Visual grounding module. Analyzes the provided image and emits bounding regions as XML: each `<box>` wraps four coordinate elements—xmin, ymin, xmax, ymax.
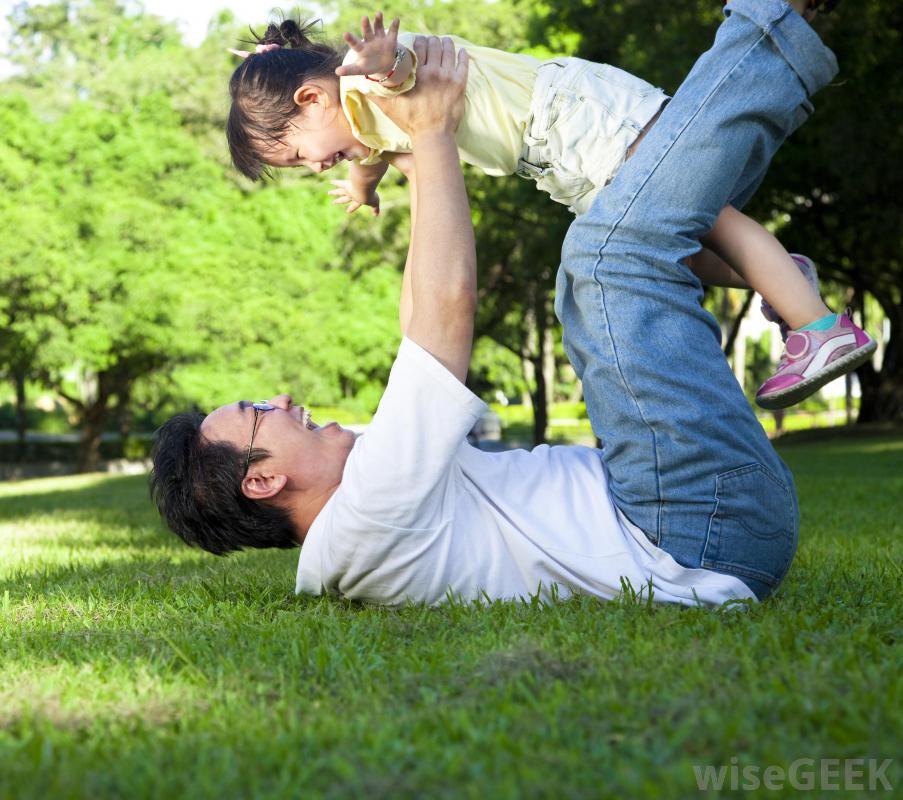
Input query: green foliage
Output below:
<box><xmin>3</xmin><ymin>0</ymin><xmax>902</xmax><ymax>464</ymax></box>
<box><xmin>469</xmin><ymin>336</ymin><xmax>526</xmax><ymax>400</ymax></box>
<box><xmin>749</xmin><ymin>2</ymin><xmax>903</xmax><ymax>420</ymax></box>
<box><xmin>530</xmin><ymin>0</ymin><xmax>722</xmax><ymax>90</ymax></box>
<box><xmin>0</xmin><ymin>2</ymin><xmax>404</xmax><ymax>465</ymax></box>
<box><xmin>0</xmin><ymin>434</ymin><xmax>900</xmax><ymax>796</ymax></box>
<box><xmin>331</xmin><ymin>0</ymin><xmax>537</xmax><ymax>51</ymax></box>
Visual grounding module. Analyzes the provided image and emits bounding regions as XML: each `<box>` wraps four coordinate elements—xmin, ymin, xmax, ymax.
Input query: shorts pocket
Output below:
<box><xmin>702</xmin><ymin>463</ymin><xmax>798</xmax><ymax>590</ymax></box>
<box><xmin>533</xmin><ymin>166</ymin><xmax>594</xmax><ymax>212</ymax></box>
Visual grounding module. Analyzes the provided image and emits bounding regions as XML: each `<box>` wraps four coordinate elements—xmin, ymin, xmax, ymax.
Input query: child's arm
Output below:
<box><xmin>329</xmin><ymin>160</ymin><xmax>390</xmax><ymax>215</ymax></box>
<box><xmin>334</xmin><ymin>13</ymin><xmax>414</xmax><ymax>89</ymax></box>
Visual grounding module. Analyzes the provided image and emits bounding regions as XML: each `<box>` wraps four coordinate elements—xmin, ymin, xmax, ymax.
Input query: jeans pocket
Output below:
<box><xmin>702</xmin><ymin>463</ymin><xmax>798</xmax><ymax>590</ymax></box>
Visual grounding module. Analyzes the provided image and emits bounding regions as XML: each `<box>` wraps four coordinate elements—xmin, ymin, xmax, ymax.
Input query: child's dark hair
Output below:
<box><xmin>227</xmin><ymin>18</ymin><xmax>344</xmax><ymax>181</ymax></box>
<box><xmin>149</xmin><ymin>411</ymin><xmax>298</xmax><ymax>555</ymax></box>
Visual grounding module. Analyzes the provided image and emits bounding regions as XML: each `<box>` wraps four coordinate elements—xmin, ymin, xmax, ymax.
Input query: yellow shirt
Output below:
<box><xmin>340</xmin><ymin>32</ymin><xmax>540</xmax><ymax>176</ymax></box>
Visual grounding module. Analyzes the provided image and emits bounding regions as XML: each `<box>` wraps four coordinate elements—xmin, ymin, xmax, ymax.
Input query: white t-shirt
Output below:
<box><xmin>296</xmin><ymin>338</ymin><xmax>755</xmax><ymax>607</ymax></box>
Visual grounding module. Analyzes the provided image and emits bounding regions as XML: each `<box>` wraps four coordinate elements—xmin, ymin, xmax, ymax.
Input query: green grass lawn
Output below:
<box><xmin>1</xmin><ymin>433</ymin><xmax>901</xmax><ymax>799</ymax></box>
<box><xmin>492</xmin><ymin>402</ymin><xmax>861</xmax><ymax>448</ymax></box>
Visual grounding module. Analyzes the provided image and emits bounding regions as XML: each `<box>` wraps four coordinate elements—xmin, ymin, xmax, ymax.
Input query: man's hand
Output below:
<box><xmin>328</xmin><ymin>180</ymin><xmax>380</xmax><ymax>216</ymax></box>
<box><xmin>334</xmin><ymin>12</ymin><xmax>403</xmax><ymax>79</ymax></box>
<box><xmin>369</xmin><ymin>36</ymin><xmax>469</xmax><ymax>139</ymax></box>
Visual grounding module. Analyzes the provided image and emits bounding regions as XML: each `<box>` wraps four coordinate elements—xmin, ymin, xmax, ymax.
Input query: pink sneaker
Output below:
<box><xmin>761</xmin><ymin>254</ymin><xmax>821</xmax><ymax>342</ymax></box>
<box><xmin>756</xmin><ymin>312</ymin><xmax>876</xmax><ymax>410</ymax></box>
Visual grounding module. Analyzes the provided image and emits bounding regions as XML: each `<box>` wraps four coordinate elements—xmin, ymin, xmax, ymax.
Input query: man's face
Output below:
<box><xmin>201</xmin><ymin>394</ymin><xmax>356</xmax><ymax>496</ymax></box>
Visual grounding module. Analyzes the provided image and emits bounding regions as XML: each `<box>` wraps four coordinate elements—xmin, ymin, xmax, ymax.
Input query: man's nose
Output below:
<box><xmin>267</xmin><ymin>393</ymin><xmax>292</xmax><ymax>409</ymax></box>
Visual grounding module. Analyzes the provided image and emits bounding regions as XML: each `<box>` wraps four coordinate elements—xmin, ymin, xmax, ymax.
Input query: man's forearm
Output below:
<box><xmin>406</xmin><ymin>131</ymin><xmax>476</xmax><ymax>382</ymax></box>
<box><xmin>399</xmin><ymin>176</ymin><xmax>415</xmax><ymax>335</ymax></box>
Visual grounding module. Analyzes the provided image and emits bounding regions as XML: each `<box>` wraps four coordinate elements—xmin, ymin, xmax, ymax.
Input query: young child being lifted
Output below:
<box><xmin>226</xmin><ymin>5</ymin><xmax>875</xmax><ymax>409</ymax></box>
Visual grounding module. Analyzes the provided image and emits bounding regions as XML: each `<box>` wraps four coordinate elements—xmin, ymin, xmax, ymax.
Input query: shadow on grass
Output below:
<box><xmin>774</xmin><ymin>422</ymin><xmax>903</xmax><ymax>445</ymax></box>
<box><xmin>0</xmin><ymin>540</ymin><xmax>299</xmax><ymax>601</ymax></box>
<box><xmin>777</xmin><ymin>432</ymin><xmax>903</xmax><ymax>488</ymax></box>
<box><xmin>0</xmin><ymin>473</ymin><xmax>175</xmax><ymax>551</ymax></box>
<box><xmin>0</xmin><ymin>473</ymin><xmax>150</xmax><ymax>517</ymax></box>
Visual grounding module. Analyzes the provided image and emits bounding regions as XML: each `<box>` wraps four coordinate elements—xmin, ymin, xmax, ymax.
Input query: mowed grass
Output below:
<box><xmin>1</xmin><ymin>434</ymin><xmax>901</xmax><ymax>799</ymax></box>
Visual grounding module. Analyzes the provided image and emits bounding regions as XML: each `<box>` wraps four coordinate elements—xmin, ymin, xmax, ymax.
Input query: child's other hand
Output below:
<box><xmin>335</xmin><ymin>12</ymin><xmax>401</xmax><ymax>79</ymax></box>
<box><xmin>328</xmin><ymin>180</ymin><xmax>381</xmax><ymax>216</ymax></box>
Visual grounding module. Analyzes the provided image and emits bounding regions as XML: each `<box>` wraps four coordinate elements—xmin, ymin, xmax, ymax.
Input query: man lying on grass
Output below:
<box><xmin>154</xmin><ymin>1</ymin><xmax>838</xmax><ymax>606</ymax></box>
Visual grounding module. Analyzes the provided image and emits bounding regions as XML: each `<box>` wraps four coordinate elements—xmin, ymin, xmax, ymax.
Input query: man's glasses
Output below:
<box><xmin>244</xmin><ymin>402</ymin><xmax>275</xmax><ymax>476</ymax></box>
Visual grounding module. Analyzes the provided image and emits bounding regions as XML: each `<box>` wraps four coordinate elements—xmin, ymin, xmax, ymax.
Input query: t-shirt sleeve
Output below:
<box><xmin>337</xmin><ymin>336</ymin><xmax>487</xmax><ymax>529</ymax></box>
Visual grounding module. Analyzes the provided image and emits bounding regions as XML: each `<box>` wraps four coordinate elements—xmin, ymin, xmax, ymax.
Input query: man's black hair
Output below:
<box><xmin>150</xmin><ymin>412</ymin><xmax>297</xmax><ymax>555</ymax></box>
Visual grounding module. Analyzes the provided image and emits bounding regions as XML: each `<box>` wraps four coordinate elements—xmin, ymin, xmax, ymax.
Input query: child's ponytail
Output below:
<box><xmin>227</xmin><ymin>17</ymin><xmax>344</xmax><ymax>181</ymax></box>
<box><xmin>256</xmin><ymin>18</ymin><xmax>329</xmax><ymax>53</ymax></box>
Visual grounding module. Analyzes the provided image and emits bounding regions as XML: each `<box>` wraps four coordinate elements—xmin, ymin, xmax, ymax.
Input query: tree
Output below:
<box><xmin>751</xmin><ymin>2</ymin><xmax>903</xmax><ymax>422</ymax></box>
<box><xmin>467</xmin><ymin>172</ymin><xmax>571</xmax><ymax>443</ymax></box>
<box><xmin>11</xmin><ymin>96</ymin><xmax>230</xmax><ymax>470</ymax></box>
<box><xmin>0</xmin><ymin>97</ymin><xmax>76</xmax><ymax>458</ymax></box>
<box><xmin>534</xmin><ymin>0</ymin><xmax>903</xmax><ymax>422</ymax></box>
<box><xmin>1</xmin><ymin>2</ymin><xmax>409</xmax><ymax>469</ymax></box>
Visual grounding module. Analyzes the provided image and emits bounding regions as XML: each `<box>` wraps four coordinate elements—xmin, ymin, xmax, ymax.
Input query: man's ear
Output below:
<box><xmin>292</xmin><ymin>83</ymin><xmax>330</xmax><ymax>109</ymax></box>
<box><xmin>241</xmin><ymin>471</ymin><xmax>288</xmax><ymax>501</ymax></box>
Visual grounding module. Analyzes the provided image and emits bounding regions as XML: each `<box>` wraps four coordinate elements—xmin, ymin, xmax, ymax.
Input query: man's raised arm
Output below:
<box><xmin>370</xmin><ymin>37</ymin><xmax>474</xmax><ymax>383</ymax></box>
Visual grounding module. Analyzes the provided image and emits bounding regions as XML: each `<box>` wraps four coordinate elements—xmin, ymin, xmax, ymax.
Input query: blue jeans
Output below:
<box><xmin>555</xmin><ymin>0</ymin><xmax>838</xmax><ymax>599</ymax></box>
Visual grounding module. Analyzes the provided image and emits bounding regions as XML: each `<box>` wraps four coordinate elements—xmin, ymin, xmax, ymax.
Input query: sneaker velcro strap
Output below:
<box><xmin>785</xmin><ymin>332</ymin><xmax>811</xmax><ymax>360</ymax></box>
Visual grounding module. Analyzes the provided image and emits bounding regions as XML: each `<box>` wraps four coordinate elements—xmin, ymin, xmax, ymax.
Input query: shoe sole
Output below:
<box><xmin>756</xmin><ymin>339</ymin><xmax>877</xmax><ymax>411</ymax></box>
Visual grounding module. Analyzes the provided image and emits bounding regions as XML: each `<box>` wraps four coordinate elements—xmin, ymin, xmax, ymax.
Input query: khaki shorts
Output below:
<box><xmin>517</xmin><ymin>58</ymin><xmax>669</xmax><ymax>215</ymax></box>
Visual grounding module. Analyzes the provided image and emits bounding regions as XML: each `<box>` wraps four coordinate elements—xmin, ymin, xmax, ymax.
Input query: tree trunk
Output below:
<box><xmin>77</xmin><ymin>401</ymin><xmax>107</xmax><ymax>473</ymax></box>
<box><xmin>530</xmin><ymin>352</ymin><xmax>548</xmax><ymax>445</ymax></box>
<box><xmin>521</xmin><ymin>305</ymin><xmax>537</xmax><ymax>409</ymax></box>
<box><xmin>520</xmin><ymin>354</ymin><xmax>535</xmax><ymax>408</ymax></box>
<box><xmin>542</xmin><ymin>321</ymin><xmax>556</xmax><ymax>404</ymax></box>
<box><xmin>13</xmin><ymin>369</ymin><xmax>27</xmax><ymax>462</ymax></box>
<box><xmin>116</xmin><ymin>385</ymin><xmax>133</xmax><ymax>457</ymax></box>
<box><xmin>845</xmin><ymin>373</ymin><xmax>854</xmax><ymax>426</ymax></box>
<box><xmin>529</xmin><ymin>292</ymin><xmax>554</xmax><ymax>446</ymax></box>
<box><xmin>722</xmin><ymin>289</ymin><xmax>755</xmax><ymax>359</ymax></box>
<box><xmin>857</xmin><ymin>296</ymin><xmax>903</xmax><ymax>424</ymax></box>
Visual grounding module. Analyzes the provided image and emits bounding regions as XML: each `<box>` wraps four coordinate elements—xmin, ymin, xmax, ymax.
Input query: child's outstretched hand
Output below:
<box><xmin>335</xmin><ymin>12</ymin><xmax>402</xmax><ymax>79</ymax></box>
<box><xmin>328</xmin><ymin>180</ymin><xmax>381</xmax><ymax>216</ymax></box>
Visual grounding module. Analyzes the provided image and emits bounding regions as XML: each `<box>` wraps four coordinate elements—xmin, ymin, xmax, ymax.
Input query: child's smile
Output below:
<box><xmin>262</xmin><ymin>91</ymin><xmax>370</xmax><ymax>173</ymax></box>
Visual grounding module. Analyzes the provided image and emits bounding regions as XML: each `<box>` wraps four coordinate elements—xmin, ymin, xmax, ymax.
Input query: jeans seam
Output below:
<box><xmin>593</xmin><ymin>281</ymin><xmax>664</xmax><ymax>538</ymax></box>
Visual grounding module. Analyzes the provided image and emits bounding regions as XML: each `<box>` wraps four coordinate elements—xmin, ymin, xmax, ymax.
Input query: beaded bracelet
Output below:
<box><xmin>366</xmin><ymin>46</ymin><xmax>408</xmax><ymax>85</ymax></box>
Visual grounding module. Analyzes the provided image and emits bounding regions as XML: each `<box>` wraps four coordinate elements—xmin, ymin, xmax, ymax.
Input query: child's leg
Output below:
<box><xmin>701</xmin><ymin>205</ymin><xmax>831</xmax><ymax>328</ymax></box>
<box><xmin>686</xmin><ymin>247</ymin><xmax>750</xmax><ymax>289</ymax></box>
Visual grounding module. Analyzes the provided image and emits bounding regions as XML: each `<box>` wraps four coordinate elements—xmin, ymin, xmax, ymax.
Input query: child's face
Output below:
<box><xmin>262</xmin><ymin>85</ymin><xmax>369</xmax><ymax>173</ymax></box>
